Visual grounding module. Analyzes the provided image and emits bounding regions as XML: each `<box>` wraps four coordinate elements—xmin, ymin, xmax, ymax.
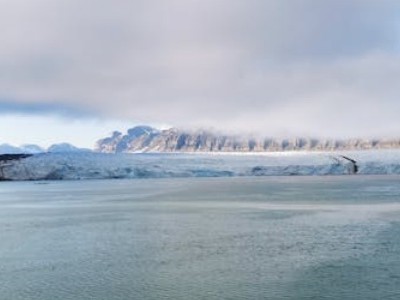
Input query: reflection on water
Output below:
<box><xmin>1</xmin><ymin>176</ymin><xmax>400</xmax><ymax>299</ymax></box>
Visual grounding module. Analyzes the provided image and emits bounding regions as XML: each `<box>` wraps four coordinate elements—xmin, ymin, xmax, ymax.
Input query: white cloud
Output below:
<box><xmin>0</xmin><ymin>0</ymin><xmax>400</xmax><ymax>138</ymax></box>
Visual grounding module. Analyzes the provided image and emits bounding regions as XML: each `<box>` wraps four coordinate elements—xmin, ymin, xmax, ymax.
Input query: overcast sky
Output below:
<box><xmin>1</xmin><ymin>0</ymin><xmax>400</xmax><ymax>147</ymax></box>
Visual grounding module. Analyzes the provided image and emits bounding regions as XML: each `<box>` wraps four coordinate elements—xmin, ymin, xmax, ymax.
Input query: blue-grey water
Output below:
<box><xmin>1</xmin><ymin>176</ymin><xmax>400</xmax><ymax>299</ymax></box>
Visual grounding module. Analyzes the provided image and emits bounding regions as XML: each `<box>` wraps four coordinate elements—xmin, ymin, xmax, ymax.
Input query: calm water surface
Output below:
<box><xmin>1</xmin><ymin>176</ymin><xmax>400</xmax><ymax>299</ymax></box>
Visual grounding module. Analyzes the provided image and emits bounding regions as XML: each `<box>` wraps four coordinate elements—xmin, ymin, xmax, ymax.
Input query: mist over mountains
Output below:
<box><xmin>95</xmin><ymin>126</ymin><xmax>400</xmax><ymax>153</ymax></box>
<box><xmin>2</xmin><ymin>125</ymin><xmax>400</xmax><ymax>155</ymax></box>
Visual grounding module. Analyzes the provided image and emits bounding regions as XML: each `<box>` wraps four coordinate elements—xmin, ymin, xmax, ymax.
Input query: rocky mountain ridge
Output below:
<box><xmin>95</xmin><ymin>126</ymin><xmax>400</xmax><ymax>153</ymax></box>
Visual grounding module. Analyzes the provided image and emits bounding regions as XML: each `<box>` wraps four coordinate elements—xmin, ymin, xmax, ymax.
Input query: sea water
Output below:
<box><xmin>1</xmin><ymin>176</ymin><xmax>400</xmax><ymax>299</ymax></box>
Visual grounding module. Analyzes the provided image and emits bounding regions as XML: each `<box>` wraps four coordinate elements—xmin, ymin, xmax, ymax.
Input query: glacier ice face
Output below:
<box><xmin>1</xmin><ymin>150</ymin><xmax>400</xmax><ymax>181</ymax></box>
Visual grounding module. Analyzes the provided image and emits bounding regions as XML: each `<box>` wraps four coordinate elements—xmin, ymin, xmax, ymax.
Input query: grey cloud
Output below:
<box><xmin>0</xmin><ymin>99</ymin><xmax>94</xmax><ymax>118</ymax></box>
<box><xmin>0</xmin><ymin>0</ymin><xmax>399</xmax><ymax>138</ymax></box>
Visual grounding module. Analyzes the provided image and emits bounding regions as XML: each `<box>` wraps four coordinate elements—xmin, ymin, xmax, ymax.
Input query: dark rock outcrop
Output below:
<box><xmin>0</xmin><ymin>154</ymin><xmax>33</xmax><ymax>181</ymax></box>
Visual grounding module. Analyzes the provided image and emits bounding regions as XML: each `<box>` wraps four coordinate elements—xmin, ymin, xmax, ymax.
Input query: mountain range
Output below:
<box><xmin>95</xmin><ymin>126</ymin><xmax>400</xmax><ymax>153</ymax></box>
<box><xmin>0</xmin><ymin>143</ymin><xmax>91</xmax><ymax>155</ymax></box>
<box><xmin>2</xmin><ymin>125</ymin><xmax>400</xmax><ymax>155</ymax></box>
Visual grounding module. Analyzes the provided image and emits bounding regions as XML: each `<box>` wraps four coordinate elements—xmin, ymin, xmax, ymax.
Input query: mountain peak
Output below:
<box><xmin>127</xmin><ymin>125</ymin><xmax>159</xmax><ymax>137</ymax></box>
<box><xmin>48</xmin><ymin>143</ymin><xmax>91</xmax><ymax>153</ymax></box>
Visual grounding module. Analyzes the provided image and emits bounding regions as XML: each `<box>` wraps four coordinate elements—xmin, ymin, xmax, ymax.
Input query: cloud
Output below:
<box><xmin>0</xmin><ymin>99</ymin><xmax>93</xmax><ymax>118</ymax></box>
<box><xmin>0</xmin><ymin>0</ymin><xmax>399</xmax><ymax>138</ymax></box>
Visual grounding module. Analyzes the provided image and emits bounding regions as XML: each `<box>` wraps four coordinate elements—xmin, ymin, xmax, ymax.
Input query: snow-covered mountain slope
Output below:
<box><xmin>0</xmin><ymin>144</ymin><xmax>25</xmax><ymax>154</ymax></box>
<box><xmin>47</xmin><ymin>143</ymin><xmax>91</xmax><ymax>153</ymax></box>
<box><xmin>1</xmin><ymin>150</ymin><xmax>400</xmax><ymax>181</ymax></box>
<box><xmin>0</xmin><ymin>143</ymin><xmax>90</xmax><ymax>154</ymax></box>
<box><xmin>20</xmin><ymin>144</ymin><xmax>45</xmax><ymax>154</ymax></box>
<box><xmin>0</xmin><ymin>143</ymin><xmax>48</xmax><ymax>154</ymax></box>
<box><xmin>96</xmin><ymin>126</ymin><xmax>400</xmax><ymax>153</ymax></box>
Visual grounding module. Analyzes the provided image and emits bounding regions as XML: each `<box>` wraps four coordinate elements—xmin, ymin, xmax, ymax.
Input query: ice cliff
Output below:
<box><xmin>1</xmin><ymin>150</ymin><xmax>400</xmax><ymax>181</ymax></box>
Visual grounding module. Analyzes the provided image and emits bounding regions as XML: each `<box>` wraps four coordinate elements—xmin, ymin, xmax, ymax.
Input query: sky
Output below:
<box><xmin>1</xmin><ymin>0</ymin><xmax>400</xmax><ymax>148</ymax></box>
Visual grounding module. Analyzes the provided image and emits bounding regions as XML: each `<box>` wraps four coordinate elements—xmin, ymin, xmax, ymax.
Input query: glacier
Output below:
<box><xmin>1</xmin><ymin>150</ymin><xmax>400</xmax><ymax>181</ymax></box>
